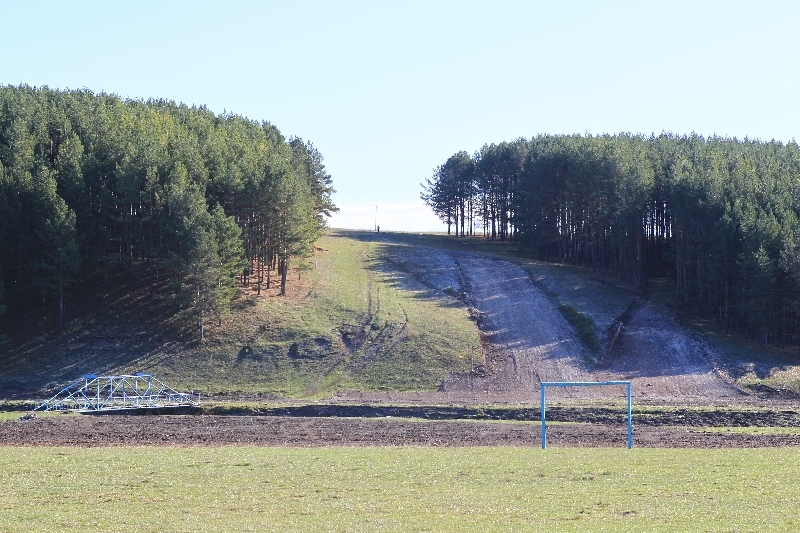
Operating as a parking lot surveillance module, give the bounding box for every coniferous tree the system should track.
[0,85,335,340]
[425,132,800,350]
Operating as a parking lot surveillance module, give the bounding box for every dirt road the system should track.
[440,254,593,399]
[365,246,745,405]
[596,301,744,402]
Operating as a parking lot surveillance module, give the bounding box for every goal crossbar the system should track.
[540,381,632,449]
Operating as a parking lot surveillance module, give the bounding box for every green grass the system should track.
[0,230,478,397]
[121,231,478,395]
[0,410,67,421]
[558,303,600,353]
[1,446,798,532]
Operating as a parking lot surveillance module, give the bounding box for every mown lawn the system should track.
[1,446,796,532]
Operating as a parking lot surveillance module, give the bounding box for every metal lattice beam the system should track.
[34,373,200,412]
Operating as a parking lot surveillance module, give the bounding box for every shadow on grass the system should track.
[0,261,192,396]
[329,229,470,312]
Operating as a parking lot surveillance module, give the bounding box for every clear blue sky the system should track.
[3,1,798,231]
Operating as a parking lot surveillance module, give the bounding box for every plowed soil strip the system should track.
[3,415,800,448]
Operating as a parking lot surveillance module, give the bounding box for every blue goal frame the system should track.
[540,381,632,449]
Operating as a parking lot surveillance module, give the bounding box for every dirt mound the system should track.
[596,302,745,402]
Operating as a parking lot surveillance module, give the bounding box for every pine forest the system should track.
[0,85,336,340]
[422,134,800,351]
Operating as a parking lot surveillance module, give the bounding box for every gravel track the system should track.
[596,301,744,402]
[439,254,592,400]
[436,254,741,404]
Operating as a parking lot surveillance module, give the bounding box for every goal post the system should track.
[540,381,632,449]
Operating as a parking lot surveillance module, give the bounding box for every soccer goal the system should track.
[540,381,632,449]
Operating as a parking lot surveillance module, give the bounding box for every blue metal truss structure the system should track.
[33,373,200,412]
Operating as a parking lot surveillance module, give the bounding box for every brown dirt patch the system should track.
[3,414,800,448]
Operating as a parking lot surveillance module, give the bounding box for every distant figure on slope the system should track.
[377,225,380,233]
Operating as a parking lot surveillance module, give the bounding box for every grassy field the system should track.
[1,445,797,532]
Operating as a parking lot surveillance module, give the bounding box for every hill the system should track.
[2,229,800,403]
[0,230,479,397]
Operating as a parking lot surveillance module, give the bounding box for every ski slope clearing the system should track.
[352,236,744,405]
[442,254,593,397]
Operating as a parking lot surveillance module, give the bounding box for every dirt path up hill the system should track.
[347,243,746,405]
[439,254,594,399]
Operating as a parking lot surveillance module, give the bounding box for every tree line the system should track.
[0,85,336,340]
[422,133,800,351]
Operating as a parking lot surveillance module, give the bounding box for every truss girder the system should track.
[34,374,200,412]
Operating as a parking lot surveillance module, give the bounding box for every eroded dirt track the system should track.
[3,415,800,448]
[441,254,592,398]
[597,302,744,402]
[434,254,741,404]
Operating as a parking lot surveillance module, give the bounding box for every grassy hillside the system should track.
[3,228,800,399]
[0,230,478,397]
[370,232,800,395]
